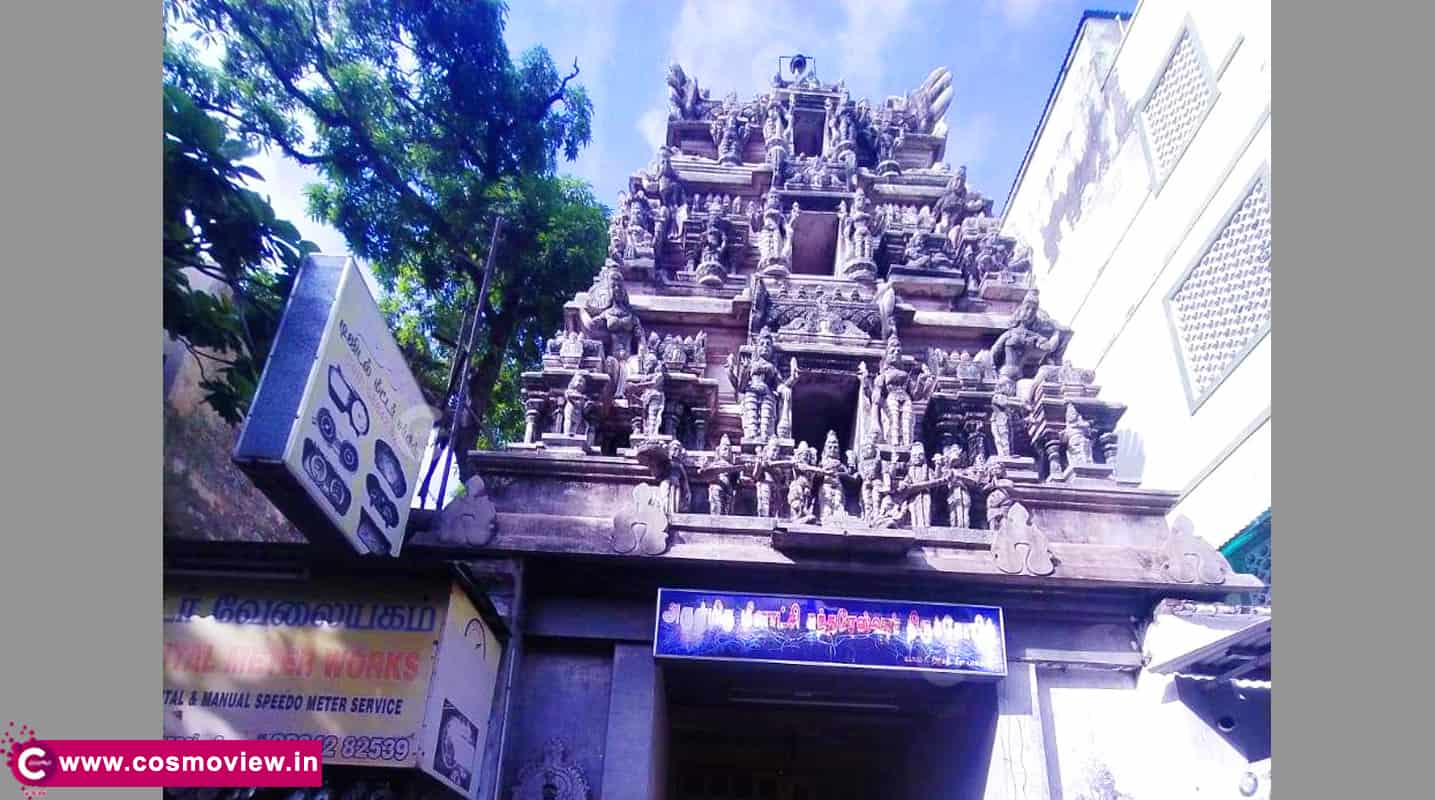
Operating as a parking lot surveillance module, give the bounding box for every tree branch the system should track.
[534,58,581,120]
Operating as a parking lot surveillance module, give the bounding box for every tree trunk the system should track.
[455,300,521,481]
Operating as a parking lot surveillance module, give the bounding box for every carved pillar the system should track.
[1041,436,1064,480]
[600,644,667,800]
[1099,431,1120,466]
[964,415,989,465]
[690,411,709,451]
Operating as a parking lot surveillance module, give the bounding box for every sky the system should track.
[241,0,1137,261]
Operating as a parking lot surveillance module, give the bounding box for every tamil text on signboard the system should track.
[653,588,1006,677]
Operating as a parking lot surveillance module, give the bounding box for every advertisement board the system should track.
[653,588,1007,678]
[418,585,503,797]
[235,255,436,557]
[163,578,504,782]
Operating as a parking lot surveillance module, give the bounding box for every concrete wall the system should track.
[1003,1,1272,549]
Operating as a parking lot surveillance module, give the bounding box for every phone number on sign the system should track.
[256,733,412,762]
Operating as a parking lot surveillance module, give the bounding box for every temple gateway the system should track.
[410,56,1266,800]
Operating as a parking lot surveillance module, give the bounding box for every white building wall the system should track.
[1003,0,1271,548]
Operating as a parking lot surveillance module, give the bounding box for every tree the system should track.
[165,0,607,469]
[163,79,318,424]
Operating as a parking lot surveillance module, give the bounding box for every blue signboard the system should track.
[653,588,1006,678]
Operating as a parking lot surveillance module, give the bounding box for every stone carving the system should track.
[992,502,1057,577]
[710,103,751,165]
[513,739,591,800]
[561,372,594,437]
[823,95,858,157]
[990,376,1031,458]
[897,442,942,529]
[643,146,686,210]
[1160,515,1231,585]
[875,123,905,176]
[749,190,799,277]
[859,335,934,448]
[764,284,886,340]
[787,441,818,523]
[429,476,498,546]
[761,92,793,178]
[698,435,741,515]
[612,483,671,556]
[642,330,708,375]
[835,189,884,281]
[900,230,955,271]
[625,351,668,437]
[666,62,712,121]
[856,439,884,525]
[746,436,792,518]
[726,330,795,444]
[941,442,984,528]
[926,348,996,384]
[658,440,691,514]
[694,209,732,287]
[981,460,1014,531]
[580,265,643,365]
[992,289,1064,381]
[783,155,849,191]
[901,67,954,135]
[935,166,993,238]
[816,430,852,525]
[1063,403,1095,466]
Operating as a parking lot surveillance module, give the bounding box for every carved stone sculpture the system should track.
[903,66,954,135]
[694,210,731,287]
[1063,403,1095,466]
[562,372,592,437]
[701,435,740,516]
[750,190,798,277]
[787,441,818,523]
[626,351,667,437]
[658,440,690,514]
[856,439,883,524]
[935,165,993,238]
[728,329,786,444]
[513,739,591,800]
[990,376,1029,458]
[710,104,751,165]
[991,289,1063,381]
[873,335,921,447]
[748,436,790,519]
[613,483,671,556]
[667,62,711,121]
[1160,515,1232,585]
[942,442,983,528]
[835,190,882,282]
[580,265,643,364]
[981,460,1014,531]
[992,502,1057,577]
[900,442,938,529]
[817,430,850,525]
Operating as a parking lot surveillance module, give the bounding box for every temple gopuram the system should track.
[410,56,1267,800]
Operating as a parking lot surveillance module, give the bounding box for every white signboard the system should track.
[418,584,504,797]
[236,255,436,556]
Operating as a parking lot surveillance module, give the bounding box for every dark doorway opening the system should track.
[789,378,856,456]
[790,213,838,276]
[663,661,995,800]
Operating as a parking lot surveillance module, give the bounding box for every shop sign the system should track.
[653,588,1006,678]
[235,255,437,557]
[163,578,503,796]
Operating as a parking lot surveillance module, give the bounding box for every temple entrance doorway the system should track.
[662,661,996,800]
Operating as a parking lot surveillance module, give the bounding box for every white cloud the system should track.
[984,0,1053,27]
[832,0,916,97]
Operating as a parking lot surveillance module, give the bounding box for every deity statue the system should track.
[856,361,884,447]
[856,439,884,524]
[762,93,791,149]
[1063,403,1095,466]
[626,351,668,437]
[836,189,882,280]
[899,442,939,529]
[942,442,983,528]
[750,190,799,275]
[935,166,993,240]
[775,357,800,440]
[875,335,916,447]
[695,213,730,287]
[787,441,818,523]
[873,459,903,529]
[561,372,591,437]
[727,330,789,444]
[710,105,750,165]
[817,430,851,524]
[646,146,685,209]
[991,289,1063,381]
[990,376,1031,459]
[580,265,643,360]
[658,440,691,514]
[981,460,1013,531]
[700,435,740,516]
[747,436,792,519]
